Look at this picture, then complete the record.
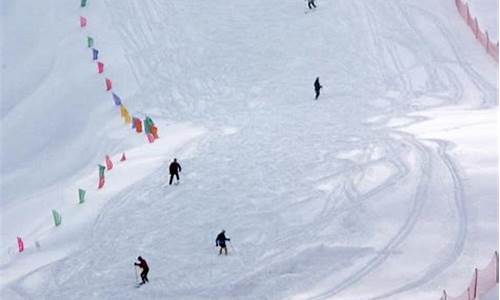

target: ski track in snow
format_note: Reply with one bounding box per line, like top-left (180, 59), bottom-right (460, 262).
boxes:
top-left (2, 0), bottom-right (497, 299)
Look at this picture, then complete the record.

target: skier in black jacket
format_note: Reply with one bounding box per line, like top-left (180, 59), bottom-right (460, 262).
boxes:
top-left (215, 230), bottom-right (231, 255)
top-left (169, 158), bottom-right (182, 185)
top-left (134, 256), bottom-right (149, 284)
top-left (314, 77), bottom-right (322, 100)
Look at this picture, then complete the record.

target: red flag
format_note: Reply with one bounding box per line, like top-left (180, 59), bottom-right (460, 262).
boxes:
top-left (105, 155), bottom-right (113, 170)
top-left (120, 153), bottom-right (126, 161)
top-left (135, 119), bottom-right (143, 133)
top-left (98, 176), bottom-right (105, 189)
top-left (97, 62), bottom-right (104, 74)
top-left (147, 133), bottom-right (155, 143)
top-left (17, 237), bottom-right (24, 253)
top-left (105, 78), bottom-right (112, 91)
top-left (151, 126), bottom-right (159, 139)
top-left (80, 16), bottom-right (87, 28)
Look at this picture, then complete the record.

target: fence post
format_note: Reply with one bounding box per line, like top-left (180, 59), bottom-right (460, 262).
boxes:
top-left (485, 31), bottom-right (490, 52)
top-left (495, 251), bottom-right (499, 283)
top-left (474, 18), bottom-right (479, 38)
top-left (473, 268), bottom-right (478, 298)
top-left (442, 289), bottom-right (447, 300)
top-left (465, 3), bottom-right (470, 22)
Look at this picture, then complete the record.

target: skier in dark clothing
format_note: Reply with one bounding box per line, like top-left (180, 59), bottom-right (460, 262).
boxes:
top-left (215, 230), bottom-right (231, 256)
top-left (169, 158), bottom-right (182, 185)
top-left (307, 0), bottom-right (317, 9)
top-left (134, 256), bottom-right (149, 284)
top-left (314, 77), bottom-right (322, 100)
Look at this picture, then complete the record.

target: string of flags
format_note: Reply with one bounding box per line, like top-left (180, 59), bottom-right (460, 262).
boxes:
top-left (13, 0), bottom-right (162, 254)
top-left (14, 152), bottom-right (128, 253)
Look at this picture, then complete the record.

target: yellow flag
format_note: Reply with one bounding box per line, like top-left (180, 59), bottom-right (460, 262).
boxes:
top-left (120, 105), bottom-right (128, 118)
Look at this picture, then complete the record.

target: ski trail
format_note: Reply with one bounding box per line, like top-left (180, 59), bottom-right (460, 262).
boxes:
top-left (309, 134), bottom-right (432, 300)
top-left (4, 0), bottom-right (496, 299)
top-left (367, 139), bottom-right (468, 300)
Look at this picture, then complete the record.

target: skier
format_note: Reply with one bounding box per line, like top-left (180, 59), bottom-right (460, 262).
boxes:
top-left (134, 256), bottom-right (149, 285)
top-left (307, 0), bottom-right (317, 10)
top-left (215, 230), bottom-right (231, 256)
top-left (314, 77), bottom-right (322, 100)
top-left (169, 158), bottom-right (182, 185)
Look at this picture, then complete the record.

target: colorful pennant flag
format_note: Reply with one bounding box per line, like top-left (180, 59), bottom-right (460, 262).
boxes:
top-left (98, 176), bottom-right (105, 189)
top-left (105, 155), bottom-right (113, 171)
top-left (80, 16), bottom-right (87, 28)
top-left (17, 237), bottom-right (24, 253)
top-left (151, 125), bottom-right (159, 139)
top-left (120, 153), bottom-right (127, 161)
top-left (97, 61), bottom-right (104, 74)
top-left (105, 78), bottom-right (112, 91)
top-left (143, 116), bottom-right (154, 134)
top-left (92, 48), bottom-right (99, 60)
top-left (134, 118), bottom-right (143, 133)
top-left (120, 105), bottom-right (132, 124)
top-left (78, 188), bottom-right (86, 204)
top-left (87, 36), bottom-right (94, 48)
top-left (112, 93), bottom-right (122, 106)
top-left (98, 164), bottom-right (105, 177)
top-left (52, 210), bottom-right (62, 226)
top-left (81, 0), bottom-right (88, 7)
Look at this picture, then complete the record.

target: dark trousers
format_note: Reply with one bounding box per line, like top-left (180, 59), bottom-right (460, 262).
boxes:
top-left (169, 173), bottom-right (179, 185)
top-left (141, 269), bottom-right (149, 284)
top-left (315, 89), bottom-right (320, 99)
top-left (219, 246), bottom-right (228, 255)
top-left (308, 1), bottom-right (316, 9)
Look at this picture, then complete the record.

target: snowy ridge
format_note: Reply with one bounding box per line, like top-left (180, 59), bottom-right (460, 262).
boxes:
top-left (1, 0), bottom-right (498, 299)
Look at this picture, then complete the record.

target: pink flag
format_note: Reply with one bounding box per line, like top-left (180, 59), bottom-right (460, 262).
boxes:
top-left (105, 78), bottom-right (112, 91)
top-left (97, 62), bottom-right (104, 74)
top-left (120, 153), bottom-right (126, 161)
top-left (98, 176), bottom-right (105, 189)
top-left (80, 16), bottom-right (87, 28)
top-left (17, 237), bottom-right (24, 252)
top-left (105, 155), bottom-right (113, 170)
top-left (147, 133), bottom-right (155, 143)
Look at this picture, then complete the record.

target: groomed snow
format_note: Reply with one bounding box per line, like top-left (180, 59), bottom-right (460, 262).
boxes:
top-left (1, 0), bottom-right (498, 299)
top-left (468, 0), bottom-right (499, 41)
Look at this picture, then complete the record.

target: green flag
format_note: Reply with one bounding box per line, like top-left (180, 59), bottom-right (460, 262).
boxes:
top-left (87, 36), bottom-right (94, 48)
top-left (81, 0), bottom-right (87, 7)
top-left (52, 210), bottom-right (62, 226)
top-left (99, 164), bottom-right (105, 177)
top-left (78, 188), bottom-right (86, 204)
top-left (144, 117), bottom-right (154, 134)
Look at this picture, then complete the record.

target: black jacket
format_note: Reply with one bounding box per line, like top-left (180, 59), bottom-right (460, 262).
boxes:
top-left (216, 232), bottom-right (230, 247)
top-left (169, 161), bottom-right (182, 174)
top-left (135, 258), bottom-right (149, 271)
top-left (314, 79), bottom-right (322, 91)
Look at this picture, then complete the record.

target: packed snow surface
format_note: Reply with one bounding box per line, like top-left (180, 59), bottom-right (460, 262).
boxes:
top-left (468, 0), bottom-right (499, 40)
top-left (1, 0), bottom-right (498, 299)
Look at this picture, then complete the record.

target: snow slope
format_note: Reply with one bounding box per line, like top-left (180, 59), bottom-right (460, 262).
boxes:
top-left (1, 0), bottom-right (498, 299)
top-left (468, 0), bottom-right (499, 40)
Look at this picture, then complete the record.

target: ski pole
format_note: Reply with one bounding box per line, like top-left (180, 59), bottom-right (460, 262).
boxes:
top-left (228, 241), bottom-right (236, 254)
top-left (134, 265), bottom-right (138, 283)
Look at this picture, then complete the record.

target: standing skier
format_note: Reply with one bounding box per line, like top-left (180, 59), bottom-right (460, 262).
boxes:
top-left (314, 77), bottom-right (322, 100)
top-left (169, 158), bottom-right (182, 185)
top-left (307, 0), bottom-right (317, 10)
top-left (134, 256), bottom-right (149, 285)
top-left (215, 230), bottom-right (231, 256)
